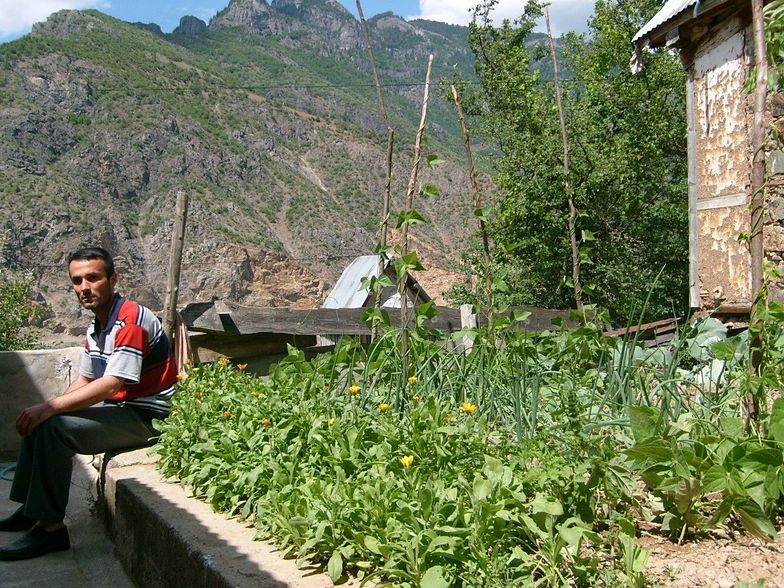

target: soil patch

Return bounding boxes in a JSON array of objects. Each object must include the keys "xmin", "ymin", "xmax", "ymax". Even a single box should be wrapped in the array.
[{"xmin": 641, "ymin": 531, "xmax": 784, "ymax": 587}]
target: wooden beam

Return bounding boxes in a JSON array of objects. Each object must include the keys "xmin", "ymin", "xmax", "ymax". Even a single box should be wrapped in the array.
[
  {"xmin": 189, "ymin": 332, "xmax": 316, "ymax": 362},
  {"xmin": 181, "ymin": 301, "xmax": 462, "ymax": 336}
]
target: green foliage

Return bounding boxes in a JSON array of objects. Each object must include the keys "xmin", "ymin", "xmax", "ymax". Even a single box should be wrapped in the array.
[
  {"xmin": 0, "ymin": 274, "xmax": 41, "ymax": 350},
  {"xmin": 460, "ymin": 0, "xmax": 688, "ymax": 323},
  {"xmin": 156, "ymin": 304, "xmax": 784, "ymax": 585},
  {"xmin": 766, "ymin": 0, "xmax": 784, "ymax": 90},
  {"xmin": 156, "ymin": 335, "xmax": 616, "ymax": 585}
]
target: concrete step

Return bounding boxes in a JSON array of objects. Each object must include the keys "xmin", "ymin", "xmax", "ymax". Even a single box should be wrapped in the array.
[
  {"xmin": 100, "ymin": 453, "xmax": 342, "ymax": 588},
  {"xmin": 0, "ymin": 455, "xmax": 134, "ymax": 588}
]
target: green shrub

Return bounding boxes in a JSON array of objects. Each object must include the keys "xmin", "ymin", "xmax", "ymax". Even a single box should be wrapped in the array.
[{"xmin": 0, "ymin": 275, "xmax": 41, "ymax": 351}]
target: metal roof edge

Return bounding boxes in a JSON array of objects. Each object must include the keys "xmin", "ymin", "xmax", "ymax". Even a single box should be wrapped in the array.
[{"xmin": 632, "ymin": 0, "xmax": 733, "ymax": 46}]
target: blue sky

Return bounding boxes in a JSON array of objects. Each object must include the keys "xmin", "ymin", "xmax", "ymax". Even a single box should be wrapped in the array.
[{"xmin": 0, "ymin": 0, "xmax": 595, "ymax": 44}]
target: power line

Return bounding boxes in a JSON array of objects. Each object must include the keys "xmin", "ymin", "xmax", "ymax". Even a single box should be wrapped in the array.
[{"xmin": 83, "ymin": 80, "xmax": 480, "ymax": 92}]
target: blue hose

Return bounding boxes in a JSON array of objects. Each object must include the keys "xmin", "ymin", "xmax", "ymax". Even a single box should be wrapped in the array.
[{"xmin": 0, "ymin": 464, "xmax": 15, "ymax": 482}]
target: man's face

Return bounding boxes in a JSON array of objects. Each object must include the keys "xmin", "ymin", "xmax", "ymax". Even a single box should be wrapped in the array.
[{"xmin": 68, "ymin": 258, "xmax": 117, "ymax": 314}]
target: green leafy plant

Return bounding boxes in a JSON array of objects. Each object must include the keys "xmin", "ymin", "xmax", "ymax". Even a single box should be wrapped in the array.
[
  {"xmin": 155, "ymin": 294, "xmax": 784, "ymax": 586},
  {"xmin": 0, "ymin": 273, "xmax": 42, "ymax": 351}
]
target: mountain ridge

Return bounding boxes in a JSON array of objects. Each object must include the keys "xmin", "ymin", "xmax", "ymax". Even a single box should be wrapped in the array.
[{"xmin": 0, "ymin": 1, "xmax": 482, "ymax": 333}]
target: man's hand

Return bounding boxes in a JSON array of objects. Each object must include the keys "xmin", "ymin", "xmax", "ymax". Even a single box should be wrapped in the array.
[
  {"xmin": 15, "ymin": 375, "xmax": 123, "ymax": 437},
  {"xmin": 16, "ymin": 402, "xmax": 55, "ymax": 437}
]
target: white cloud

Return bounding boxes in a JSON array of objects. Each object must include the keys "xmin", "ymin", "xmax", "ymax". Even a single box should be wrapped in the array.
[
  {"xmin": 410, "ymin": 0, "xmax": 594, "ymax": 36},
  {"xmin": 0, "ymin": 0, "xmax": 104, "ymax": 39}
]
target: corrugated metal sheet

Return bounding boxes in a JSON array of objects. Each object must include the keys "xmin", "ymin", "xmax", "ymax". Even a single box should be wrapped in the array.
[
  {"xmin": 632, "ymin": 0, "xmax": 697, "ymax": 44},
  {"xmin": 322, "ymin": 255, "xmax": 386, "ymax": 309}
]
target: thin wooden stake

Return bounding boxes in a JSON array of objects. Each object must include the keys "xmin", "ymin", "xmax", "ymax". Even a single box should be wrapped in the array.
[
  {"xmin": 357, "ymin": 0, "xmax": 394, "ymax": 340},
  {"xmin": 162, "ymin": 189, "xmax": 189, "ymax": 345},
  {"xmin": 545, "ymin": 8, "xmax": 583, "ymax": 314},
  {"xmin": 450, "ymin": 84, "xmax": 494, "ymax": 331},
  {"xmin": 357, "ymin": 0, "xmax": 388, "ymax": 126},
  {"xmin": 399, "ymin": 54, "xmax": 434, "ymax": 376}
]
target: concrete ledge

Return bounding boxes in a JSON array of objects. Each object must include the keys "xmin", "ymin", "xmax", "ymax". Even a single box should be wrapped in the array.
[
  {"xmin": 0, "ymin": 347, "xmax": 82, "ymax": 457},
  {"xmin": 99, "ymin": 454, "xmax": 342, "ymax": 588}
]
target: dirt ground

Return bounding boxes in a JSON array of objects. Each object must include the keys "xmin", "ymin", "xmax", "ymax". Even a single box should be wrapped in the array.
[{"xmin": 641, "ymin": 530, "xmax": 784, "ymax": 587}]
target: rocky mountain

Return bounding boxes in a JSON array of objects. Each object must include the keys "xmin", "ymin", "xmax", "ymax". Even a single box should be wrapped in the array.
[{"xmin": 0, "ymin": 0, "xmax": 484, "ymax": 335}]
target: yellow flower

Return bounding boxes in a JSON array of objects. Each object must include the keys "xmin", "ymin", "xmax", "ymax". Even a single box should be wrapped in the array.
[
  {"xmin": 460, "ymin": 402, "xmax": 478, "ymax": 414},
  {"xmin": 407, "ymin": 376, "xmax": 418, "ymax": 385},
  {"xmin": 222, "ymin": 410, "xmax": 231, "ymax": 417},
  {"xmin": 191, "ymin": 367, "xmax": 200, "ymax": 373},
  {"xmin": 261, "ymin": 418, "xmax": 271, "ymax": 426},
  {"xmin": 217, "ymin": 356, "xmax": 229, "ymax": 366},
  {"xmin": 400, "ymin": 454, "xmax": 414, "ymax": 468},
  {"xmin": 176, "ymin": 373, "xmax": 185, "ymax": 381},
  {"xmin": 412, "ymin": 395, "xmax": 421, "ymax": 402},
  {"xmin": 446, "ymin": 413, "xmax": 456, "ymax": 422},
  {"xmin": 328, "ymin": 417, "xmax": 336, "ymax": 426},
  {"xmin": 378, "ymin": 402, "xmax": 390, "ymax": 412},
  {"xmin": 237, "ymin": 363, "xmax": 248, "ymax": 371},
  {"xmin": 196, "ymin": 391, "xmax": 203, "ymax": 398},
  {"xmin": 348, "ymin": 385, "xmax": 361, "ymax": 395}
]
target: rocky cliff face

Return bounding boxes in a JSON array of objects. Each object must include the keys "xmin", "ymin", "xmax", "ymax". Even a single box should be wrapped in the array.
[
  {"xmin": 210, "ymin": 0, "xmax": 362, "ymax": 54},
  {"xmin": 0, "ymin": 3, "xmax": 478, "ymax": 333},
  {"xmin": 174, "ymin": 16, "xmax": 207, "ymax": 36}
]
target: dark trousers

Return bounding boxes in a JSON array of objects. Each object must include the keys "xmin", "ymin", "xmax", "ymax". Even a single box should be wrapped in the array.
[{"xmin": 9, "ymin": 403, "xmax": 163, "ymax": 523}]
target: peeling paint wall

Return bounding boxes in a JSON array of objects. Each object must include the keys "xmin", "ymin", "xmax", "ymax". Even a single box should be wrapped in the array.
[{"xmin": 691, "ymin": 15, "xmax": 753, "ymax": 308}]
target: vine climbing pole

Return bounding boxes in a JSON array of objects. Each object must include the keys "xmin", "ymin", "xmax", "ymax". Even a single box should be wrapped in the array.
[
  {"xmin": 399, "ymin": 55, "xmax": 433, "ymax": 377},
  {"xmin": 748, "ymin": 0, "xmax": 768, "ymax": 426},
  {"xmin": 357, "ymin": 0, "xmax": 394, "ymax": 341}
]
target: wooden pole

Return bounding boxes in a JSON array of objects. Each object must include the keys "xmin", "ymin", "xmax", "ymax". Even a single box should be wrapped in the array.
[
  {"xmin": 748, "ymin": 0, "xmax": 768, "ymax": 424},
  {"xmin": 450, "ymin": 84, "xmax": 494, "ymax": 331},
  {"xmin": 162, "ymin": 189, "xmax": 189, "ymax": 345},
  {"xmin": 356, "ymin": 0, "xmax": 388, "ymax": 127},
  {"xmin": 357, "ymin": 0, "xmax": 394, "ymax": 340},
  {"xmin": 545, "ymin": 8, "xmax": 583, "ymax": 314},
  {"xmin": 399, "ymin": 54, "xmax": 434, "ymax": 376}
]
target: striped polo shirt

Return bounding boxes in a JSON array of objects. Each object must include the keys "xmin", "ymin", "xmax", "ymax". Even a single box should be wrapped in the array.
[{"xmin": 79, "ymin": 293, "xmax": 178, "ymax": 411}]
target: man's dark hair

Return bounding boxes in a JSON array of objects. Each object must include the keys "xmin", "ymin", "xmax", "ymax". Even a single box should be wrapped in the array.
[{"xmin": 67, "ymin": 246, "xmax": 115, "ymax": 277}]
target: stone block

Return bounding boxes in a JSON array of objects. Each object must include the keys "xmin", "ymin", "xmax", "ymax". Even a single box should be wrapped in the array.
[
  {"xmin": 768, "ymin": 150, "xmax": 784, "ymax": 176},
  {"xmin": 765, "ymin": 223, "xmax": 784, "ymax": 252}
]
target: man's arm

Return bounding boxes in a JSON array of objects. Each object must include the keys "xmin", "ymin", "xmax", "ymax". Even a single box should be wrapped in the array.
[
  {"xmin": 62, "ymin": 374, "xmax": 93, "ymax": 395},
  {"xmin": 15, "ymin": 375, "xmax": 124, "ymax": 437}
]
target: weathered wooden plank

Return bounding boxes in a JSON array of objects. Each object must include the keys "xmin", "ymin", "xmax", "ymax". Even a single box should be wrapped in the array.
[
  {"xmin": 189, "ymin": 332, "xmax": 317, "ymax": 362},
  {"xmin": 181, "ymin": 301, "xmax": 462, "ymax": 336},
  {"xmin": 604, "ymin": 317, "xmax": 679, "ymax": 348}
]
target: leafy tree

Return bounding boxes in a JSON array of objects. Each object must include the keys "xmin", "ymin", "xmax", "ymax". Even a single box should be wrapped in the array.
[
  {"xmin": 0, "ymin": 275, "xmax": 41, "ymax": 351},
  {"xmin": 459, "ymin": 0, "xmax": 688, "ymax": 324}
]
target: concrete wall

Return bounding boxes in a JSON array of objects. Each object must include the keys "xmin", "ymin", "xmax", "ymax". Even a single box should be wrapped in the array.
[{"xmin": 0, "ymin": 347, "xmax": 82, "ymax": 457}]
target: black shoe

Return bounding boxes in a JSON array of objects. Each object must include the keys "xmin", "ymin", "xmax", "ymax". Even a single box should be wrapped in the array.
[
  {"xmin": 0, "ymin": 506, "xmax": 36, "ymax": 532},
  {"xmin": 0, "ymin": 526, "xmax": 70, "ymax": 560}
]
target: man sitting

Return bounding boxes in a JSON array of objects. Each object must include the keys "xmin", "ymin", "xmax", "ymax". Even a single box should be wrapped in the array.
[{"xmin": 0, "ymin": 246, "xmax": 178, "ymax": 560}]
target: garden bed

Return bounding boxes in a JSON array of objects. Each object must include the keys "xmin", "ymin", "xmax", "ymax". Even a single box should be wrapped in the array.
[{"xmin": 154, "ymin": 316, "xmax": 784, "ymax": 586}]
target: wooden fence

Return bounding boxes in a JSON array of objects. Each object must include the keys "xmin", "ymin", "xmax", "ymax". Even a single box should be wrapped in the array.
[{"xmin": 179, "ymin": 300, "xmax": 576, "ymax": 363}]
